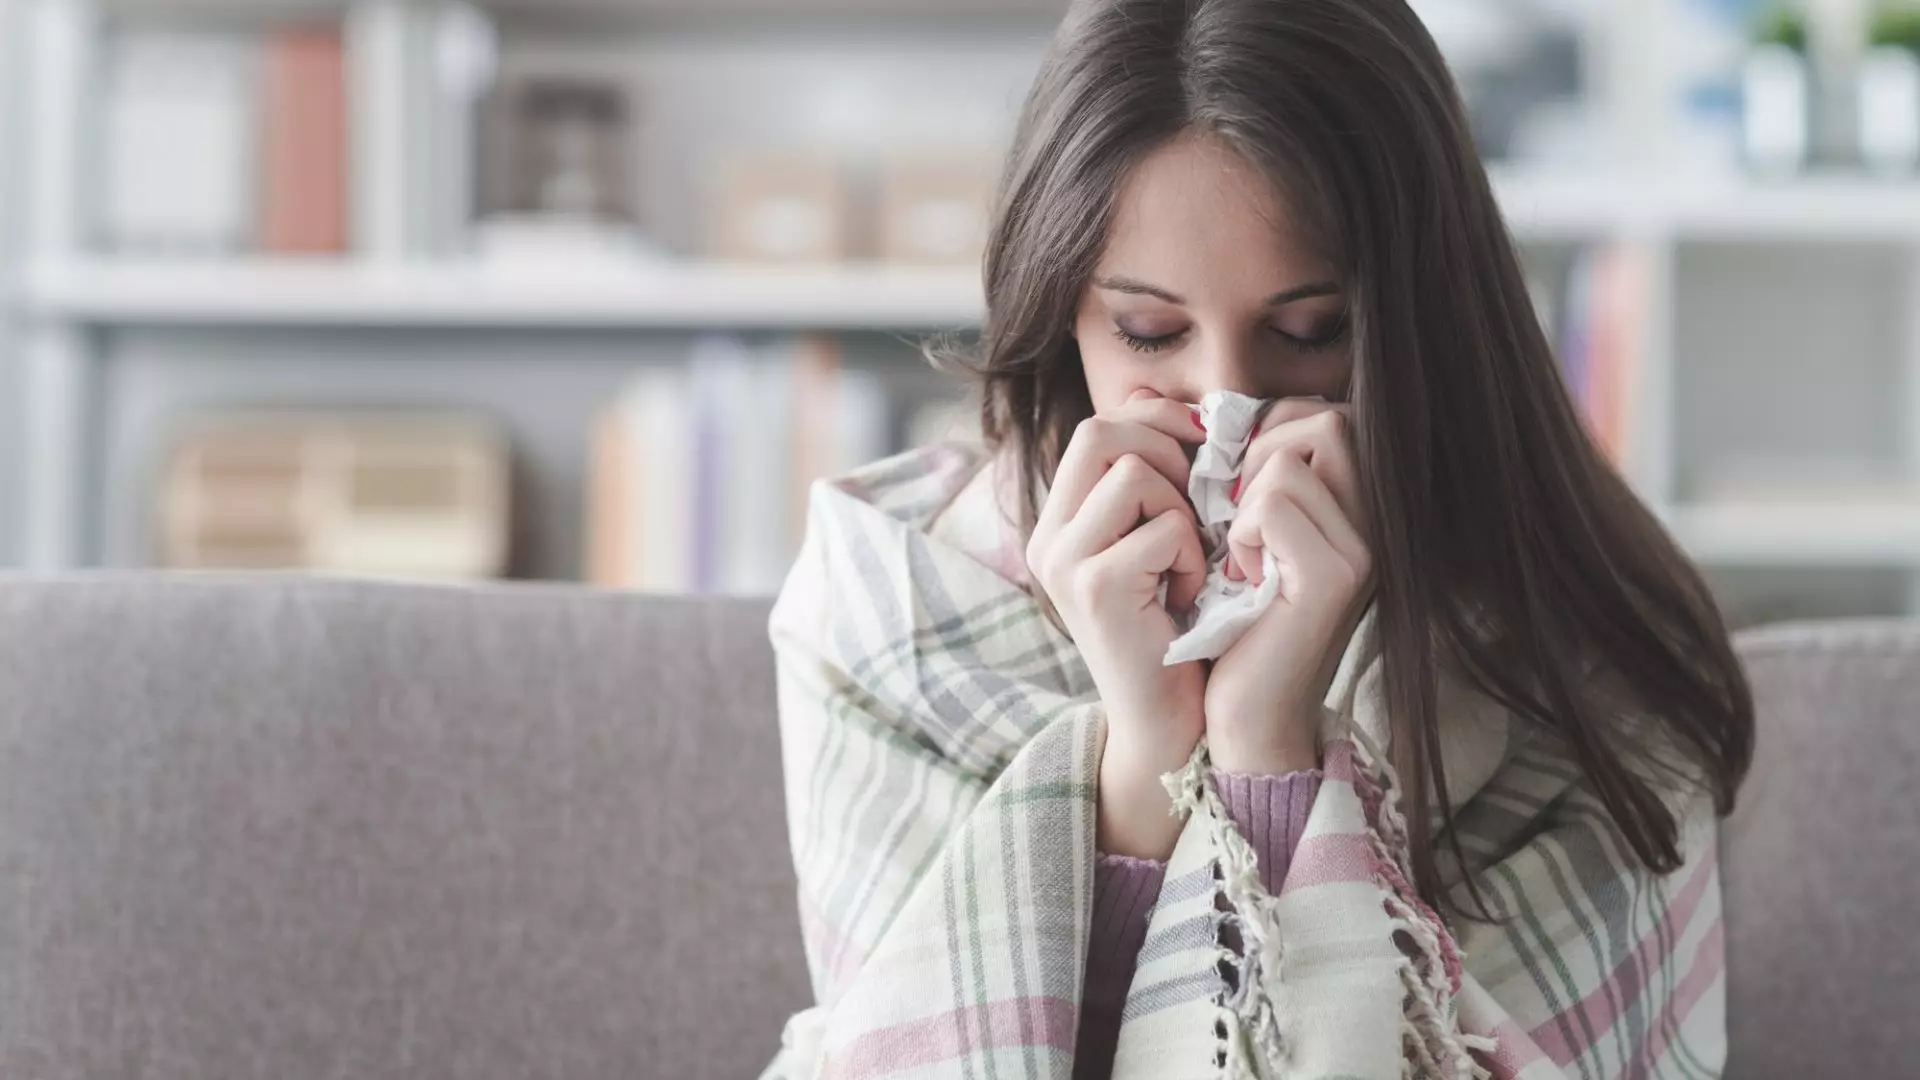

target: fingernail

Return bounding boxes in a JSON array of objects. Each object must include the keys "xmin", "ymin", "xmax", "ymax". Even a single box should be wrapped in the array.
[
  {"xmin": 1225, "ymin": 558, "xmax": 1244, "ymax": 582},
  {"xmin": 1229, "ymin": 477, "xmax": 1242, "ymax": 503},
  {"xmin": 1190, "ymin": 409, "xmax": 1206, "ymax": 434}
]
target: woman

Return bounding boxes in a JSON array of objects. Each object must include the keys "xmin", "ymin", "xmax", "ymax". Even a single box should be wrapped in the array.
[{"xmin": 765, "ymin": 1, "xmax": 1752, "ymax": 1078}]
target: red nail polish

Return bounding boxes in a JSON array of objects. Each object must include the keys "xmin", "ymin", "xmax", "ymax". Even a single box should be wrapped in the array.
[
  {"xmin": 1229, "ymin": 477, "xmax": 1242, "ymax": 503},
  {"xmin": 1191, "ymin": 410, "xmax": 1206, "ymax": 434}
]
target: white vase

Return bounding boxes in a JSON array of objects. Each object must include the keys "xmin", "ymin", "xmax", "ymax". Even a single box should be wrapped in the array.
[
  {"xmin": 1744, "ymin": 45, "xmax": 1811, "ymax": 174},
  {"xmin": 1859, "ymin": 46, "xmax": 1920, "ymax": 174}
]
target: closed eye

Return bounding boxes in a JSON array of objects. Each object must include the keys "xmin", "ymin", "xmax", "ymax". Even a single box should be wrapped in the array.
[
  {"xmin": 1114, "ymin": 326, "xmax": 1187, "ymax": 354},
  {"xmin": 1273, "ymin": 316, "xmax": 1348, "ymax": 353}
]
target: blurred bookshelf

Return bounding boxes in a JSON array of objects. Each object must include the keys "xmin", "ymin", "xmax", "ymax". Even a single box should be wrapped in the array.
[
  {"xmin": 6, "ymin": 0, "xmax": 1920, "ymax": 627},
  {"xmin": 9, "ymin": 0, "xmax": 1032, "ymax": 583}
]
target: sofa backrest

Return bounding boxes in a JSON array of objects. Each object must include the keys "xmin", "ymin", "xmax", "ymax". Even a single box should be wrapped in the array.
[
  {"xmin": 1721, "ymin": 618, "xmax": 1920, "ymax": 1080},
  {"xmin": 0, "ymin": 577, "xmax": 807, "ymax": 1080}
]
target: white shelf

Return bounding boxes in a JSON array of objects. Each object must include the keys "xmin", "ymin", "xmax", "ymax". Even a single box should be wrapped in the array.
[
  {"xmin": 20, "ymin": 177, "xmax": 1920, "ymax": 332},
  {"xmin": 1491, "ymin": 171, "xmax": 1920, "ymax": 243},
  {"xmin": 20, "ymin": 258, "xmax": 986, "ymax": 329},
  {"xmin": 1656, "ymin": 176, "xmax": 1920, "ymax": 241},
  {"xmin": 1668, "ymin": 500, "xmax": 1920, "ymax": 566},
  {"xmin": 1490, "ymin": 171, "xmax": 1639, "ymax": 241}
]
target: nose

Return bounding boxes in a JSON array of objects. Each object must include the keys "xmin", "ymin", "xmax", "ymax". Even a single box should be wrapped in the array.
[{"xmin": 1169, "ymin": 330, "xmax": 1268, "ymax": 404}]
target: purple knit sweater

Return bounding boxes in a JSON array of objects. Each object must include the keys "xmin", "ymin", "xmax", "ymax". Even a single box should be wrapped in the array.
[{"xmin": 1074, "ymin": 769, "xmax": 1322, "ymax": 1080}]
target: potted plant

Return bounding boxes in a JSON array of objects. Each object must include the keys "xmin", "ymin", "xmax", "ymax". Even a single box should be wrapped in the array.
[
  {"xmin": 1745, "ymin": 7, "xmax": 1813, "ymax": 173},
  {"xmin": 1860, "ymin": 4, "xmax": 1920, "ymax": 173}
]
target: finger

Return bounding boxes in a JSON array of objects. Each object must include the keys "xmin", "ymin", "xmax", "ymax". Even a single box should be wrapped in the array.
[
  {"xmin": 1227, "ymin": 490, "xmax": 1340, "ymax": 606},
  {"xmin": 1259, "ymin": 451, "xmax": 1369, "ymax": 574},
  {"xmin": 1248, "ymin": 399, "xmax": 1349, "ymax": 468},
  {"xmin": 1243, "ymin": 405, "xmax": 1363, "ymax": 532},
  {"xmin": 1039, "ymin": 415, "xmax": 1194, "ymax": 535},
  {"xmin": 1093, "ymin": 506, "xmax": 1207, "ymax": 612},
  {"xmin": 1055, "ymin": 453, "xmax": 1195, "ymax": 564},
  {"xmin": 1113, "ymin": 389, "xmax": 1209, "ymax": 447},
  {"xmin": 1230, "ymin": 449, "xmax": 1354, "ymax": 594},
  {"xmin": 1227, "ymin": 533, "xmax": 1260, "ymax": 585}
]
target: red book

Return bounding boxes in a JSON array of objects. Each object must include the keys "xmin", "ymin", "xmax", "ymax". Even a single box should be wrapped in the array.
[{"xmin": 259, "ymin": 27, "xmax": 349, "ymax": 254}]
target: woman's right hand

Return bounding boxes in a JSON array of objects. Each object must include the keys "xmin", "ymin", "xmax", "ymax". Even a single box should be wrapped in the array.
[{"xmin": 1025, "ymin": 389, "xmax": 1208, "ymax": 860}]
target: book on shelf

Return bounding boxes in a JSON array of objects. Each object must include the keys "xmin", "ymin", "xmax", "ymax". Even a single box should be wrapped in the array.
[
  {"xmin": 425, "ymin": 3, "xmax": 498, "ymax": 257},
  {"xmin": 1558, "ymin": 242, "xmax": 1646, "ymax": 466},
  {"xmin": 586, "ymin": 335, "xmax": 895, "ymax": 596},
  {"xmin": 99, "ymin": 31, "xmax": 256, "ymax": 253},
  {"xmin": 352, "ymin": 0, "xmax": 497, "ymax": 258},
  {"xmin": 259, "ymin": 25, "xmax": 351, "ymax": 254},
  {"xmin": 95, "ymin": 21, "xmax": 354, "ymax": 257}
]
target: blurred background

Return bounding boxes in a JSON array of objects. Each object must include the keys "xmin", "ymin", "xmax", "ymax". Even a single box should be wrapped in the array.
[{"xmin": 1, "ymin": 0, "xmax": 1918, "ymax": 626}]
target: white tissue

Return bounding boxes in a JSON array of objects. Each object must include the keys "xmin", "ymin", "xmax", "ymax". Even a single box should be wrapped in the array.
[{"xmin": 1162, "ymin": 391, "xmax": 1283, "ymax": 665}]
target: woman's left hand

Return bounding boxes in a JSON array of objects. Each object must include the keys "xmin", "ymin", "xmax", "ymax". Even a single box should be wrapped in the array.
[{"xmin": 1204, "ymin": 400, "xmax": 1375, "ymax": 774}]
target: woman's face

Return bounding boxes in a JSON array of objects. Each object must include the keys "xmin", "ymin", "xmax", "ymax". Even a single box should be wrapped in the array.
[{"xmin": 1074, "ymin": 134, "xmax": 1352, "ymax": 412}]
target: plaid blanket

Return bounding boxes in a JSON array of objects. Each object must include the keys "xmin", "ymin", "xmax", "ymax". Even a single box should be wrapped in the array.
[{"xmin": 764, "ymin": 445, "xmax": 1725, "ymax": 1080}]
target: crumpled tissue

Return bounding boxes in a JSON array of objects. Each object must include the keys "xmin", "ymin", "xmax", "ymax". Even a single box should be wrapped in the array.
[{"xmin": 1162, "ymin": 390, "xmax": 1282, "ymax": 666}]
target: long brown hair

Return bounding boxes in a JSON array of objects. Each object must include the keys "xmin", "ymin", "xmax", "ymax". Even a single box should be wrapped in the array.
[{"xmin": 968, "ymin": 0, "xmax": 1754, "ymax": 907}]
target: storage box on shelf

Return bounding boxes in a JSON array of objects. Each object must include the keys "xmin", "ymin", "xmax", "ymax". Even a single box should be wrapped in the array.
[{"xmin": 159, "ymin": 411, "xmax": 511, "ymax": 579}]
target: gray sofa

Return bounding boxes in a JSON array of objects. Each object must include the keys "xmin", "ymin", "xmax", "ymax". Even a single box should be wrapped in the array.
[{"xmin": 0, "ymin": 577, "xmax": 1912, "ymax": 1079}]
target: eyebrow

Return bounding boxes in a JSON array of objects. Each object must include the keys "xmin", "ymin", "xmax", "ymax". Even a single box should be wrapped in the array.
[{"xmin": 1092, "ymin": 275, "xmax": 1342, "ymax": 307}]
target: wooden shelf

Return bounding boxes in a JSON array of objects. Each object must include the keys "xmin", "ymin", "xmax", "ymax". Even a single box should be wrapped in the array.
[
  {"xmin": 1668, "ymin": 500, "xmax": 1920, "ymax": 566},
  {"xmin": 21, "ymin": 258, "xmax": 986, "ymax": 329}
]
